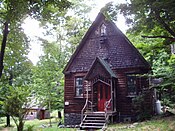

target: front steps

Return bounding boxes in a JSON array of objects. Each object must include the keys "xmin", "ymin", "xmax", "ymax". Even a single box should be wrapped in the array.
[{"xmin": 80, "ymin": 112, "xmax": 107, "ymax": 130}]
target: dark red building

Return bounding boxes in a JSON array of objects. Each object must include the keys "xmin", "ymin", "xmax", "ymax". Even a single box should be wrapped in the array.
[{"xmin": 63, "ymin": 12, "xmax": 153, "ymax": 129}]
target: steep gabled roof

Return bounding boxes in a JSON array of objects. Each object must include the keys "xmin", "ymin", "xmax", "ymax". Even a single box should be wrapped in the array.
[
  {"xmin": 85, "ymin": 57, "xmax": 117, "ymax": 80},
  {"xmin": 109, "ymin": 22, "xmax": 150, "ymax": 69},
  {"xmin": 63, "ymin": 12, "xmax": 105, "ymax": 74},
  {"xmin": 63, "ymin": 12, "xmax": 151, "ymax": 74}
]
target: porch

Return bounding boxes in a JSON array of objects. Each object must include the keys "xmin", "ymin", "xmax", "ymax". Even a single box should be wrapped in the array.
[
  {"xmin": 80, "ymin": 57, "xmax": 118, "ymax": 129},
  {"xmin": 80, "ymin": 76, "xmax": 118, "ymax": 130}
]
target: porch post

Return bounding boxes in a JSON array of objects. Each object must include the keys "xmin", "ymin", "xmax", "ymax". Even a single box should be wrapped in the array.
[
  {"xmin": 91, "ymin": 81, "xmax": 93, "ymax": 111},
  {"xmin": 111, "ymin": 77, "xmax": 113, "ymax": 111},
  {"xmin": 113, "ymin": 78, "xmax": 117, "ymax": 111}
]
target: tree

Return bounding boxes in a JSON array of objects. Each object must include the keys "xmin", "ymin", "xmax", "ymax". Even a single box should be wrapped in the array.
[
  {"xmin": 102, "ymin": 0, "xmax": 175, "ymax": 108},
  {"xmin": 127, "ymin": 33, "xmax": 175, "ymax": 108},
  {"xmin": 0, "ymin": 58, "xmax": 33, "ymax": 131},
  {"xmin": 0, "ymin": 0, "xmax": 72, "ymax": 78},
  {"xmin": 115, "ymin": 0, "xmax": 175, "ymax": 42},
  {"xmin": 2, "ymin": 85, "xmax": 32, "ymax": 131},
  {"xmin": 0, "ymin": 22, "xmax": 31, "ymax": 126},
  {"xmin": 32, "ymin": 1, "xmax": 94, "ymax": 125},
  {"xmin": 33, "ymin": 40, "xmax": 66, "ymax": 126}
]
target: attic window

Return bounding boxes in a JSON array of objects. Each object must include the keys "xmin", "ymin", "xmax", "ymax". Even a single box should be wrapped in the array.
[{"xmin": 100, "ymin": 23, "xmax": 107, "ymax": 36}]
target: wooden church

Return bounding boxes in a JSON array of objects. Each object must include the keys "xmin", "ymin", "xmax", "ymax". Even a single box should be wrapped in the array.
[{"xmin": 63, "ymin": 12, "xmax": 153, "ymax": 129}]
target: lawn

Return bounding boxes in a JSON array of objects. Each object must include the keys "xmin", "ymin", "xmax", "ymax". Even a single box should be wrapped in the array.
[
  {"xmin": 107, "ymin": 115, "xmax": 175, "ymax": 131},
  {"xmin": 0, "ymin": 115, "xmax": 175, "ymax": 131},
  {"xmin": 0, "ymin": 116, "xmax": 76, "ymax": 131}
]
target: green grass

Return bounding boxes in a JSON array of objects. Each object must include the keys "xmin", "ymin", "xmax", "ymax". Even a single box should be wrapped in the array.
[
  {"xmin": 0, "ymin": 117, "xmax": 76, "ymax": 131},
  {"xmin": 0, "ymin": 115, "xmax": 175, "ymax": 131},
  {"xmin": 107, "ymin": 115, "xmax": 175, "ymax": 131}
]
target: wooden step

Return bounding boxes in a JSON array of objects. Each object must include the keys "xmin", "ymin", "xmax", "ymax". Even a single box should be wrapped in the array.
[
  {"xmin": 81, "ymin": 125, "xmax": 103, "ymax": 129},
  {"xmin": 80, "ymin": 112, "xmax": 107, "ymax": 130},
  {"xmin": 82, "ymin": 123, "xmax": 104, "ymax": 125},
  {"xmin": 84, "ymin": 113, "xmax": 105, "ymax": 117},
  {"xmin": 84, "ymin": 119, "xmax": 105, "ymax": 122},
  {"xmin": 85, "ymin": 112, "xmax": 105, "ymax": 115},
  {"xmin": 86, "ymin": 116, "xmax": 105, "ymax": 119}
]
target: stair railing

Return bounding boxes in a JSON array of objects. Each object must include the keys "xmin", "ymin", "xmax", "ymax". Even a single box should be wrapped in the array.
[
  {"xmin": 103, "ymin": 98, "xmax": 112, "ymax": 130},
  {"xmin": 81, "ymin": 83, "xmax": 92, "ymax": 122},
  {"xmin": 81, "ymin": 100, "xmax": 92, "ymax": 120}
]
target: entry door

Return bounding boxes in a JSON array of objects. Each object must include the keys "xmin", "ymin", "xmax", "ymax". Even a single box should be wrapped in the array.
[{"xmin": 97, "ymin": 83, "xmax": 111, "ymax": 111}]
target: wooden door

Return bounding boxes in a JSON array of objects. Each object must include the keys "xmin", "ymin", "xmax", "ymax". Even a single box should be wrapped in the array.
[{"xmin": 97, "ymin": 83, "xmax": 111, "ymax": 111}]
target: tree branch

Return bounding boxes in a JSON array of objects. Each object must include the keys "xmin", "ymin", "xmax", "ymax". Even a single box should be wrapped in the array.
[
  {"xmin": 142, "ymin": 35, "xmax": 175, "ymax": 42},
  {"xmin": 154, "ymin": 10, "xmax": 175, "ymax": 37}
]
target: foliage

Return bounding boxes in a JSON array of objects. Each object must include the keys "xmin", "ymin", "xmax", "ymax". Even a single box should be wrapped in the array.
[
  {"xmin": 0, "ymin": 17, "xmax": 33, "ymax": 130},
  {"xmin": 132, "ymin": 92, "xmax": 152, "ymax": 121},
  {"xmin": 127, "ymin": 33, "xmax": 175, "ymax": 108},
  {"xmin": 33, "ymin": 40, "xmax": 67, "ymax": 112},
  {"xmin": 115, "ymin": 0, "xmax": 175, "ymax": 41},
  {"xmin": 0, "ymin": 0, "xmax": 72, "ymax": 78},
  {"xmin": 2, "ymin": 86, "xmax": 32, "ymax": 131},
  {"xmin": 113, "ymin": 0, "xmax": 175, "ymax": 104},
  {"xmin": 26, "ymin": 125, "xmax": 35, "ymax": 131},
  {"xmin": 100, "ymin": 2, "xmax": 119, "ymax": 21},
  {"xmin": 40, "ymin": 0, "xmax": 93, "ymax": 54},
  {"xmin": 32, "ymin": 0, "xmax": 94, "ymax": 111},
  {"xmin": 0, "ymin": 0, "xmax": 72, "ymax": 129},
  {"xmin": 0, "ymin": 55, "xmax": 33, "ymax": 131}
]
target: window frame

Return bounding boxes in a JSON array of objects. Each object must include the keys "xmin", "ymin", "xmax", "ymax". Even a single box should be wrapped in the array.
[
  {"xmin": 74, "ymin": 76, "xmax": 84, "ymax": 98},
  {"xmin": 100, "ymin": 23, "xmax": 107, "ymax": 36},
  {"xmin": 126, "ymin": 74, "xmax": 137, "ymax": 97}
]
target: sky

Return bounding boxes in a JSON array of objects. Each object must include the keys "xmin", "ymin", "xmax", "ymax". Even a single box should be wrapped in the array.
[{"xmin": 22, "ymin": 0, "xmax": 128, "ymax": 65}]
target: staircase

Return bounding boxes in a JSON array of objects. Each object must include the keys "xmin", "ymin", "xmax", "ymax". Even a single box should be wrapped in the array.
[{"xmin": 80, "ymin": 112, "xmax": 107, "ymax": 130}]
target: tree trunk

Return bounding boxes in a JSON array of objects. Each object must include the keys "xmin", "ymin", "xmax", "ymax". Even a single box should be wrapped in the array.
[
  {"xmin": 0, "ymin": 21, "xmax": 9, "ymax": 78},
  {"xmin": 5, "ymin": 72, "xmax": 13, "ymax": 127},
  {"xmin": 6, "ymin": 114, "xmax": 10, "ymax": 127},
  {"xmin": 17, "ymin": 121, "xmax": 24, "ymax": 131},
  {"xmin": 49, "ymin": 100, "xmax": 52, "ymax": 127}
]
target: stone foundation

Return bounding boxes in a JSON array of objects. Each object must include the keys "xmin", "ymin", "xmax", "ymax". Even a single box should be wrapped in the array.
[{"xmin": 64, "ymin": 113, "xmax": 81, "ymax": 126}]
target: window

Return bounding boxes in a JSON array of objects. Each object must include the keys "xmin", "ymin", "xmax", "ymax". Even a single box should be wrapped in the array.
[
  {"xmin": 75, "ymin": 77, "xmax": 83, "ymax": 97},
  {"xmin": 127, "ymin": 75, "xmax": 137, "ymax": 95},
  {"xmin": 100, "ymin": 24, "xmax": 107, "ymax": 36}
]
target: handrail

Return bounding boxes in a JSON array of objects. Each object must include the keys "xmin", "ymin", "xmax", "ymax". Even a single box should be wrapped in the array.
[
  {"xmin": 81, "ymin": 82, "xmax": 90, "ymax": 122},
  {"xmin": 105, "ymin": 98, "xmax": 112, "ymax": 113},
  {"xmin": 81, "ymin": 100, "xmax": 92, "ymax": 121},
  {"xmin": 103, "ymin": 98, "xmax": 112, "ymax": 130}
]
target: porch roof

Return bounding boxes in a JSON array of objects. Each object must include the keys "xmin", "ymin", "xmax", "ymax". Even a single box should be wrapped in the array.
[{"xmin": 85, "ymin": 57, "xmax": 117, "ymax": 80}]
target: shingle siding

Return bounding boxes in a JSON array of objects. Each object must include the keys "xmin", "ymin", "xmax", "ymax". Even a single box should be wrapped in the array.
[{"xmin": 64, "ymin": 14, "xmax": 149, "ymax": 73}]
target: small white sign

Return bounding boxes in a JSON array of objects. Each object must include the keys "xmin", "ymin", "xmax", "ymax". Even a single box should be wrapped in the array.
[{"xmin": 65, "ymin": 101, "xmax": 69, "ymax": 105}]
